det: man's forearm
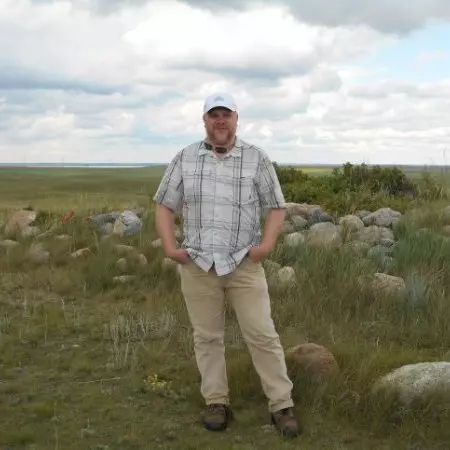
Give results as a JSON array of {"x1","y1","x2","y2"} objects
[
  {"x1": 155, "y1": 204, "x2": 178, "y2": 253},
  {"x1": 260, "y1": 208, "x2": 286, "y2": 250}
]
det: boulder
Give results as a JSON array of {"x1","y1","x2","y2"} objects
[
  {"x1": 284, "y1": 232, "x2": 305, "y2": 248},
  {"x1": 362, "y1": 207, "x2": 402, "y2": 228},
  {"x1": 112, "y1": 210, "x2": 142, "y2": 237},
  {"x1": 285, "y1": 203, "x2": 309, "y2": 219},
  {"x1": 372, "y1": 361, "x2": 450, "y2": 407},
  {"x1": 370, "y1": 273, "x2": 405, "y2": 296},
  {"x1": 286, "y1": 343, "x2": 340, "y2": 380},
  {"x1": 0, "y1": 239, "x2": 20, "y2": 250},
  {"x1": 282, "y1": 220, "x2": 295, "y2": 234},
  {"x1": 71, "y1": 248, "x2": 92, "y2": 259},
  {"x1": 355, "y1": 225, "x2": 394, "y2": 246},
  {"x1": 291, "y1": 215, "x2": 308, "y2": 231},
  {"x1": 276, "y1": 266, "x2": 296, "y2": 287},
  {"x1": 307, "y1": 222, "x2": 341, "y2": 247},
  {"x1": 5, "y1": 209, "x2": 38, "y2": 236},
  {"x1": 339, "y1": 215, "x2": 365, "y2": 233},
  {"x1": 113, "y1": 275, "x2": 136, "y2": 284},
  {"x1": 307, "y1": 207, "x2": 334, "y2": 225}
]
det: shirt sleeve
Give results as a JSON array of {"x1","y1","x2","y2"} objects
[
  {"x1": 255, "y1": 151, "x2": 286, "y2": 209},
  {"x1": 153, "y1": 150, "x2": 184, "y2": 212}
]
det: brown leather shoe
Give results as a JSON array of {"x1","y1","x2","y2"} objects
[
  {"x1": 271, "y1": 407, "x2": 301, "y2": 438},
  {"x1": 202, "y1": 403, "x2": 233, "y2": 431}
]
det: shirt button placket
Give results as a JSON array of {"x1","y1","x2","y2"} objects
[{"x1": 212, "y1": 159, "x2": 219, "y2": 266}]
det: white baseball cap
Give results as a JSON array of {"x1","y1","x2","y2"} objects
[{"x1": 203, "y1": 92, "x2": 237, "y2": 114}]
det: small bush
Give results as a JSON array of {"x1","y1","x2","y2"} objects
[{"x1": 274, "y1": 162, "x2": 448, "y2": 215}]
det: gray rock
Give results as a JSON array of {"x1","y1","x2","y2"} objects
[
  {"x1": 380, "y1": 238, "x2": 395, "y2": 248},
  {"x1": 71, "y1": 248, "x2": 92, "y2": 259},
  {"x1": 116, "y1": 258, "x2": 128, "y2": 272},
  {"x1": 113, "y1": 275, "x2": 136, "y2": 284},
  {"x1": 307, "y1": 222, "x2": 341, "y2": 247},
  {"x1": 112, "y1": 210, "x2": 142, "y2": 237},
  {"x1": 5, "y1": 209, "x2": 37, "y2": 235},
  {"x1": 151, "y1": 239, "x2": 162, "y2": 248},
  {"x1": 308, "y1": 207, "x2": 333, "y2": 225},
  {"x1": 339, "y1": 215, "x2": 365, "y2": 233},
  {"x1": 373, "y1": 362, "x2": 450, "y2": 407},
  {"x1": 277, "y1": 266, "x2": 296, "y2": 287},
  {"x1": 362, "y1": 207, "x2": 402, "y2": 228},
  {"x1": 369, "y1": 273, "x2": 405, "y2": 296},
  {"x1": 0, "y1": 239, "x2": 20, "y2": 250},
  {"x1": 282, "y1": 220, "x2": 295, "y2": 234},
  {"x1": 354, "y1": 210, "x2": 372, "y2": 220},
  {"x1": 356, "y1": 225, "x2": 394, "y2": 245},
  {"x1": 285, "y1": 203, "x2": 309, "y2": 219},
  {"x1": 291, "y1": 215, "x2": 308, "y2": 231},
  {"x1": 284, "y1": 232, "x2": 305, "y2": 248}
]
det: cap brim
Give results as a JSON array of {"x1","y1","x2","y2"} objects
[{"x1": 205, "y1": 104, "x2": 234, "y2": 113}]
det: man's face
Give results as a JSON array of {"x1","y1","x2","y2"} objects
[{"x1": 203, "y1": 107, "x2": 238, "y2": 145}]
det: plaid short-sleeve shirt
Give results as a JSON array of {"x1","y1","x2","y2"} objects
[{"x1": 153, "y1": 137, "x2": 286, "y2": 276}]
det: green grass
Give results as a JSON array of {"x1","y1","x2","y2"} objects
[{"x1": 1, "y1": 167, "x2": 450, "y2": 449}]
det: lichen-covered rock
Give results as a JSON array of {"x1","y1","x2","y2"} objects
[
  {"x1": 282, "y1": 220, "x2": 295, "y2": 234},
  {"x1": 339, "y1": 215, "x2": 365, "y2": 233},
  {"x1": 284, "y1": 232, "x2": 305, "y2": 248},
  {"x1": 5, "y1": 209, "x2": 38, "y2": 237},
  {"x1": 355, "y1": 225, "x2": 394, "y2": 245},
  {"x1": 362, "y1": 207, "x2": 402, "y2": 228},
  {"x1": 291, "y1": 215, "x2": 308, "y2": 231},
  {"x1": 307, "y1": 222, "x2": 341, "y2": 247},
  {"x1": 276, "y1": 266, "x2": 296, "y2": 287},
  {"x1": 370, "y1": 273, "x2": 405, "y2": 296},
  {"x1": 0, "y1": 239, "x2": 20, "y2": 250},
  {"x1": 285, "y1": 203, "x2": 309, "y2": 219},
  {"x1": 71, "y1": 248, "x2": 92, "y2": 259},
  {"x1": 372, "y1": 361, "x2": 450, "y2": 407},
  {"x1": 113, "y1": 275, "x2": 136, "y2": 284}
]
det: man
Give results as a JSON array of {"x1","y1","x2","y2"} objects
[{"x1": 153, "y1": 92, "x2": 301, "y2": 438}]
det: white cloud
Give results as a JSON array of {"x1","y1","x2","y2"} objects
[{"x1": 0, "y1": 0, "x2": 449, "y2": 165}]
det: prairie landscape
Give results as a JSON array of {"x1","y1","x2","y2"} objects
[{"x1": 1, "y1": 164, "x2": 450, "y2": 450}]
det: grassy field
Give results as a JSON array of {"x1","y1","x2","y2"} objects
[{"x1": 1, "y1": 166, "x2": 450, "y2": 449}]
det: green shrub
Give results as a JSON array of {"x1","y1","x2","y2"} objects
[{"x1": 274, "y1": 162, "x2": 448, "y2": 215}]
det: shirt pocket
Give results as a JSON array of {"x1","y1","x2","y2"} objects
[
  {"x1": 183, "y1": 168, "x2": 215, "y2": 202},
  {"x1": 231, "y1": 175, "x2": 257, "y2": 207},
  {"x1": 239, "y1": 176, "x2": 256, "y2": 204}
]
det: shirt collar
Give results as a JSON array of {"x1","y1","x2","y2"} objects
[{"x1": 199, "y1": 137, "x2": 243, "y2": 158}]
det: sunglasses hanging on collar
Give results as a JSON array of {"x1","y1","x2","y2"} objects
[{"x1": 204, "y1": 142, "x2": 228, "y2": 154}]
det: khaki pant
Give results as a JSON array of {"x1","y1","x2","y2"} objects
[{"x1": 179, "y1": 257, "x2": 294, "y2": 413}]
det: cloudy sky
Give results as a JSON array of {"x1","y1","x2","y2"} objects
[{"x1": 1, "y1": 0, "x2": 450, "y2": 165}]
